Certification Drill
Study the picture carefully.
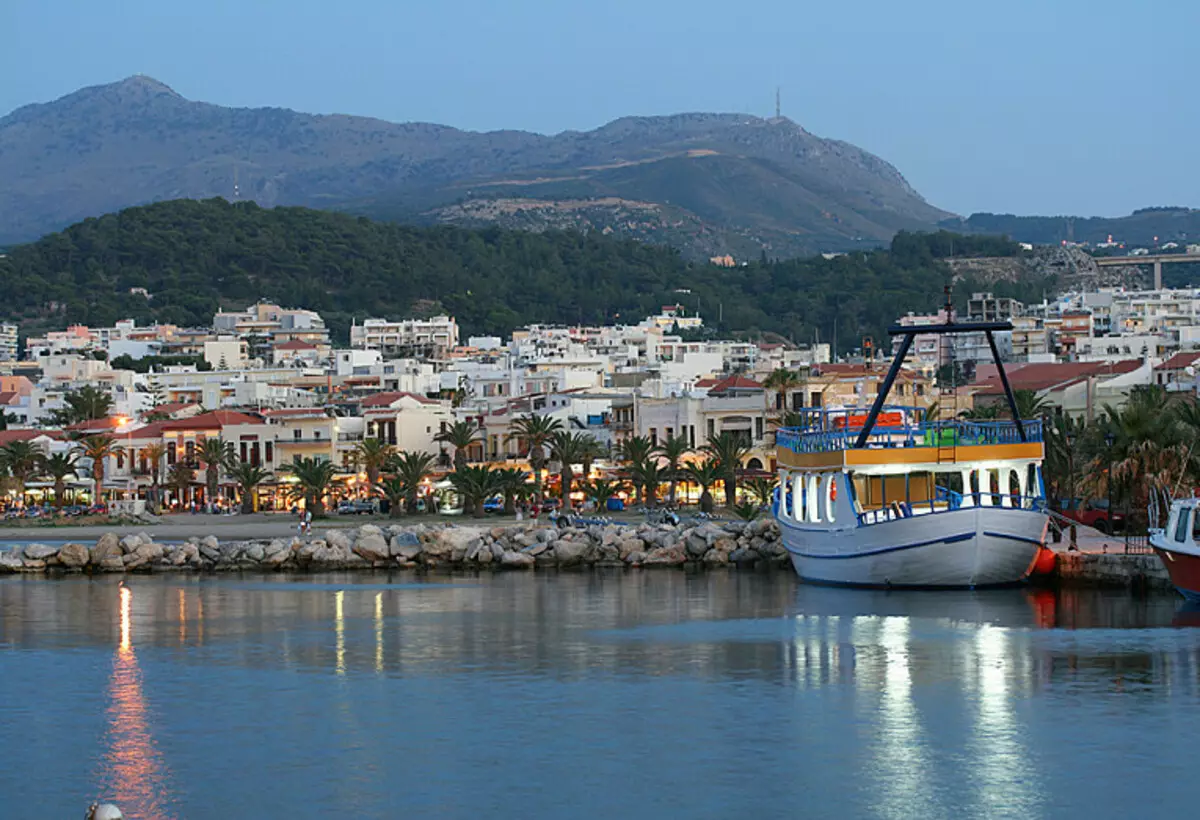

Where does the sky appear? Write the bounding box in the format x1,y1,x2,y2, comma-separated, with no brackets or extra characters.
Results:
4,0,1197,217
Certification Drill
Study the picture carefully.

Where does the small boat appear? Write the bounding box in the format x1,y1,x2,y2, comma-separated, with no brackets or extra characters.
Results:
1149,498,1200,601
773,294,1050,589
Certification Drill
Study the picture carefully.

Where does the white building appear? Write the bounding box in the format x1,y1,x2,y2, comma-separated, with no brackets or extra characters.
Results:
350,316,459,358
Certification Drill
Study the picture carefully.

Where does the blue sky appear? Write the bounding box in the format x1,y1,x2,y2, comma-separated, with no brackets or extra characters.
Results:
4,0,1196,217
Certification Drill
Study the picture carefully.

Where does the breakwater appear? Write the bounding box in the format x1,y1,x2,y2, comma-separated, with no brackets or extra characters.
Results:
0,518,789,573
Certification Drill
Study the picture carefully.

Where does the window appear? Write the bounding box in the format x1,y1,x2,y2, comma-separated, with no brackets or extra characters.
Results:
293,429,302,440
265,442,273,464
649,428,657,445
1192,509,1200,543
167,443,177,465
1175,509,1190,543
755,417,764,440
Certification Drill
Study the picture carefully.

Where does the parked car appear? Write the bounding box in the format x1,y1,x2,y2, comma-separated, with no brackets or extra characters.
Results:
541,498,561,513
337,500,377,515
483,497,504,514
1056,498,1125,534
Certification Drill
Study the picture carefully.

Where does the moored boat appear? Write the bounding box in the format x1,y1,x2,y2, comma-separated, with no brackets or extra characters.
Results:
773,302,1049,589
1149,498,1200,602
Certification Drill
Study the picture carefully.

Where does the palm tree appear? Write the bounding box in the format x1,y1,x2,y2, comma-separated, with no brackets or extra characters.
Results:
391,450,437,513
1012,389,1051,421
627,458,663,507
763,367,801,413
197,437,235,506
1,441,42,503
616,435,655,504
283,456,337,515
703,432,752,509
379,475,409,519
746,476,778,507
78,435,120,503
549,431,590,505
578,434,607,482
506,414,564,502
449,464,502,517
684,458,723,513
653,433,691,505
165,462,195,505
228,461,271,514
39,452,78,508
435,420,482,471
960,403,1003,420
354,437,395,495
494,467,530,515
139,442,166,508
583,478,625,513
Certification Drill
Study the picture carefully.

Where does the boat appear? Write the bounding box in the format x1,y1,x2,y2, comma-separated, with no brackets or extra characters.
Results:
772,300,1050,589
1149,498,1200,601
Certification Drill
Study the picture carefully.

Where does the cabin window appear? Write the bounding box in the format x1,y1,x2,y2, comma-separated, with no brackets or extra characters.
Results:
1175,509,1191,543
1192,510,1200,543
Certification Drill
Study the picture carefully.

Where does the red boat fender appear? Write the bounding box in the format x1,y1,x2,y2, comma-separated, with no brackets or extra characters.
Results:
1029,547,1057,576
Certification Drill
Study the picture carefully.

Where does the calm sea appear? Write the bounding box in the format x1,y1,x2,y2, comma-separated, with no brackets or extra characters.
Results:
1,572,1198,819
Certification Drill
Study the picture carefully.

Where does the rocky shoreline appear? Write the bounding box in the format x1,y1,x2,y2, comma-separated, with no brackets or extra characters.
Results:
0,518,789,574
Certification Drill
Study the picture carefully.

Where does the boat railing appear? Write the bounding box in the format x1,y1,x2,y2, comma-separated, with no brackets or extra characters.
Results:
776,418,1043,454
854,486,1046,526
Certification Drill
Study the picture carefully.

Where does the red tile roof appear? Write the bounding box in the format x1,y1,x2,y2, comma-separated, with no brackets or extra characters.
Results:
65,417,123,432
160,410,265,431
143,401,199,418
1155,352,1200,371
0,391,19,406
694,377,722,388
972,360,1142,394
0,429,60,445
275,340,318,351
262,407,329,418
707,375,763,394
359,391,438,407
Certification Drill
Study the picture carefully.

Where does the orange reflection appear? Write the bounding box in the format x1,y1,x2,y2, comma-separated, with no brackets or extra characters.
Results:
102,586,176,819
177,589,186,644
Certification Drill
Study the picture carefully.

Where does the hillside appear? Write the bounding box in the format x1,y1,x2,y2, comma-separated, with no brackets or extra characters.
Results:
0,200,1049,350
949,207,1200,247
0,76,951,257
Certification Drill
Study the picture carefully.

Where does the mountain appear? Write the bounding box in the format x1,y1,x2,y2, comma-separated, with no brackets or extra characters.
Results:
0,76,952,257
0,199,1047,350
949,207,1200,248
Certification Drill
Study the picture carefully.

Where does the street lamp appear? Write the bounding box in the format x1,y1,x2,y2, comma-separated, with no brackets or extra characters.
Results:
114,416,133,503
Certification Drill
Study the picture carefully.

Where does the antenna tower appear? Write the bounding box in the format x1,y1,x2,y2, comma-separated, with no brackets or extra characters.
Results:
775,87,781,118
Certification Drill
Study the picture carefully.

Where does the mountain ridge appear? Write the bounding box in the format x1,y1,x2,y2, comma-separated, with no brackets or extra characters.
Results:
0,76,951,256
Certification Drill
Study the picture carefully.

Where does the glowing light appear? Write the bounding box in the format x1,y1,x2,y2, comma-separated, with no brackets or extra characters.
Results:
335,590,346,676
177,588,186,644
374,592,384,674
119,586,132,652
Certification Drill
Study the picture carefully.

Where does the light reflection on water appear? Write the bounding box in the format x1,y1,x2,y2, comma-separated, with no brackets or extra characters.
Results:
1,572,1199,818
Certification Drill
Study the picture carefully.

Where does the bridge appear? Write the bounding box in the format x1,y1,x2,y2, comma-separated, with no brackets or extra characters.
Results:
1094,253,1200,289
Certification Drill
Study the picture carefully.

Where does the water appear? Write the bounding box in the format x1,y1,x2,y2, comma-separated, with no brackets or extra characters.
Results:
2,573,1199,819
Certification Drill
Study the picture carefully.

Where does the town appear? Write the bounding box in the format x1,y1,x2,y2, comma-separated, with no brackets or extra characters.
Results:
0,279,1195,517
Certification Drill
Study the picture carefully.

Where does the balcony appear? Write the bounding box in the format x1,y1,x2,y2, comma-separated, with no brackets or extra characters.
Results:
278,437,334,445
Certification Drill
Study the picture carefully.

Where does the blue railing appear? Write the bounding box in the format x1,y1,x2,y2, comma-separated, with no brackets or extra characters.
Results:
776,418,1043,455
854,487,1047,526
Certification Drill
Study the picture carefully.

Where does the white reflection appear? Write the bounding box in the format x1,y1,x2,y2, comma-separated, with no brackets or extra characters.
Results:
872,616,934,819
374,591,384,674
335,590,345,676
102,586,175,818
972,625,1037,814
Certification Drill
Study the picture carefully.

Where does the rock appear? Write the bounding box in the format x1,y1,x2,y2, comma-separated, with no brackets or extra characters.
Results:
245,543,266,562
490,527,507,540
553,540,587,566
199,542,221,562
624,550,646,565
750,536,767,551
523,541,550,556
617,538,644,560
200,535,219,550
264,540,289,557
119,535,142,553
490,542,506,560
0,550,23,572
134,543,165,562
23,544,60,561
643,546,686,566
389,532,421,557
598,544,620,562
92,533,121,563
535,528,555,543
702,548,729,565
713,537,736,553
353,532,390,562
396,541,424,561
476,545,493,564
264,546,292,566
58,543,90,568
325,529,352,551
685,534,709,558
99,556,125,571
500,550,535,568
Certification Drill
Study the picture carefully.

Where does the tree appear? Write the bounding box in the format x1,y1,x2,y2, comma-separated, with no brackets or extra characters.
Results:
166,462,195,503
549,431,589,505
139,443,166,508
616,435,655,504
228,461,271,514
763,368,802,412
583,478,625,513
704,432,752,509
354,437,395,495
506,414,563,502
197,437,235,506
0,441,42,502
746,477,778,507
1013,389,1051,421
283,456,337,515
391,450,437,514
449,464,502,517
577,435,607,483
653,433,691,505
435,420,482,471
627,458,663,507
494,467,530,515
46,385,114,427
379,475,409,519
39,452,78,508
684,458,723,513
78,435,120,502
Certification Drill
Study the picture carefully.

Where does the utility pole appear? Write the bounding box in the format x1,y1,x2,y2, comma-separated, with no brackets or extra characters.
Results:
775,87,780,118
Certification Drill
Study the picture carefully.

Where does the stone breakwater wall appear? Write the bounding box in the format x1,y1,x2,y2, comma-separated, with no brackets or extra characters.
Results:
0,519,789,574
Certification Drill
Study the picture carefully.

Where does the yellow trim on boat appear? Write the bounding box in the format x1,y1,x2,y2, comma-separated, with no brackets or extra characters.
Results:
777,442,1044,470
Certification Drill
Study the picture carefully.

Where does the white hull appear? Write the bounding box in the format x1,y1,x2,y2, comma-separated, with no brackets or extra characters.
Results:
778,507,1047,588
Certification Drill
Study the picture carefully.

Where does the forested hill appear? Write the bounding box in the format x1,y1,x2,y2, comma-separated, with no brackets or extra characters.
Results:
0,199,1044,349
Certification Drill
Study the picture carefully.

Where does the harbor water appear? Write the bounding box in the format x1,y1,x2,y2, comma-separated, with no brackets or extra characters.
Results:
2,572,1199,818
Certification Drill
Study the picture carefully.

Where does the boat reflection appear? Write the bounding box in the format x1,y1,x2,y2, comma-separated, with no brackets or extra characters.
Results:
100,585,176,819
